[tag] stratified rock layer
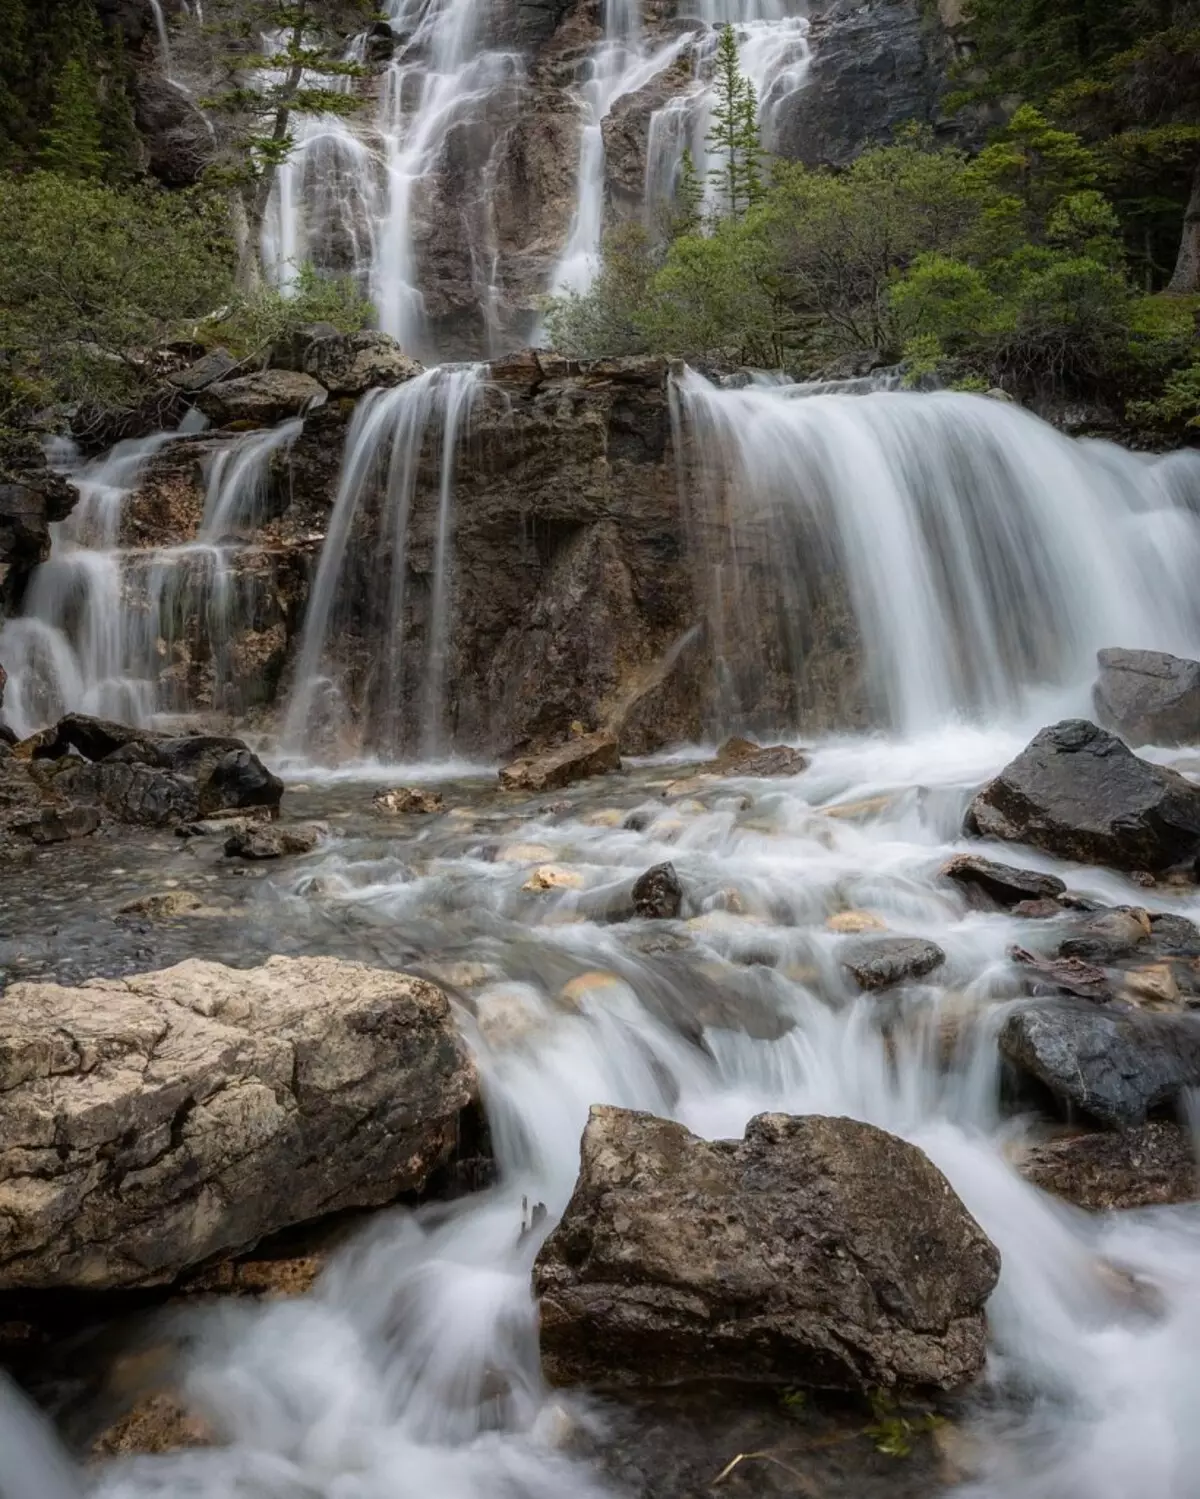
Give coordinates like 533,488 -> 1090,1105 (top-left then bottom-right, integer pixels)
534,1106 -> 999,1392
0,957 -> 476,1289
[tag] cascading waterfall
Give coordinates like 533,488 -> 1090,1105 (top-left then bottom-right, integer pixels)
282,365 -> 483,759
671,369 -> 1200,734
0,419 -> 303,739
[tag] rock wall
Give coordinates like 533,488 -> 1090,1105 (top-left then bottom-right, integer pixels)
26,353 -> 866,756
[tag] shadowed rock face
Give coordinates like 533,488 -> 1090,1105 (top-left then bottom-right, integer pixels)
0,957 -> 477,1289
534,1105 -> 1000,1392
999,999 -> 1200,1129
1018,1123 -> 1199,1210
1093,648 -> 1200,748
965,719 -> 1200,873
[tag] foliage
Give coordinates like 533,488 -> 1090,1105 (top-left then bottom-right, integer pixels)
541,222 -> 662,358
205,262 -> 375,361
1128,356 -> 1200,429
706,25 -> 764,218
865,1392 -> 944,1460
0,0 -> 140,180
0,172 -> 234,425
202,0 -> 376,261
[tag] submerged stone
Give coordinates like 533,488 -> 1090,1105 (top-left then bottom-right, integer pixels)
842,936 -> 945,991
1018,1122 -> 1198,1210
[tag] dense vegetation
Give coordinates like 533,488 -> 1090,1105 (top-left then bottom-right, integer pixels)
0,0 -> 372,469
547,3 -> 1200,432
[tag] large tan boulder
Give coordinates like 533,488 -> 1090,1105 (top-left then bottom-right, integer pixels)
498,732 -> 620,792
534,1106 -> 999,1394
0,957 -> 476,1289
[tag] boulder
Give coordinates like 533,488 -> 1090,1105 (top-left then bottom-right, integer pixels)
842,936 -> 945,991
499,732 -> 621,792
194,370 -> 326,427
167,348 -> 238,394
0,956 -> 476,1289
939,853 -> 1066,912
224,822 -> 323,859
133,70 -> 216,188
964,720 -> 1200,873
1093,647 -> 1200,748
268,321 -> 340,373
534,1106 -> 999,1392
373,786 -> 444,815
714,739 -> 809,777
302,332 -> 424,397
1057,907 -> 1151,964
631,862 -> 683,918
999,998 -> 1200,1128
198,747 -> 284,817
1018,1123 -> 1198,1210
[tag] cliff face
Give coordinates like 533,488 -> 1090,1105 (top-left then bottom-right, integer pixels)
114,0 -> 968,358
54,355 -> 865,758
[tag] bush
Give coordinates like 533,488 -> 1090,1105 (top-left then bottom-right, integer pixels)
202,263 -> 375,363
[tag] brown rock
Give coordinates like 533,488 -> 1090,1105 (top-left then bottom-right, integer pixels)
939,853 -> 1066,912
498,732 -> 621,792
534,1106 -> 999,1393
1018,1123 -> 1198,1210
0,957 -> 476,1289
91,1393 -> 214,1459
373,786 -> 445,815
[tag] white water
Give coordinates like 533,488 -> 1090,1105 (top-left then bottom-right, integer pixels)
0,725 -> 1195,1498
0,419 -> 302,738
673,372 -> 1200,735
282,365 -> 484,758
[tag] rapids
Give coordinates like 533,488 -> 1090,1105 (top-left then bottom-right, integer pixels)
2,729 -> 1200,1498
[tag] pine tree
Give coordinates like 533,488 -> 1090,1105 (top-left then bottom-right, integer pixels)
204,0 -> 375,285
705,24 -> 763,220
99,26 -> 141,183
40,54 -> 106,178
673,146 -> 705,235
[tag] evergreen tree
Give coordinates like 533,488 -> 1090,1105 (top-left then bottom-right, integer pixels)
673,146 -> 705,236
40,54 -> 106,178
204,0 -> 375,283
99,26 -> 142,183
706,24 -> 763,219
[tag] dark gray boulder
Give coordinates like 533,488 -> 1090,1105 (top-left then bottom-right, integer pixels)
534,1106 -> 999,1392
842,936 -> 945,991
999,998 -> 1200,1128
964,719 -> 1200,873
631,862 -> 683,918
1093,647 -> 1200,748
939,853 -> 1066,911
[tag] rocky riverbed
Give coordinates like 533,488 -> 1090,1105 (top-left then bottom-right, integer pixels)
1,698 -> 1199,1498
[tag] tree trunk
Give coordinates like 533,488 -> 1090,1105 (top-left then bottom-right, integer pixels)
1167,156 -> 1200,295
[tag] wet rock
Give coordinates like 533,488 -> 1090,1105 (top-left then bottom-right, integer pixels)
223,822 -> 323,859
194,370 -> 326,428
1058,907 -> 1151,964
498,733 -> 621,792
998,998 -> 1200,1128
198,747 -> 284,818
939,853 -> 1066,912
118,890 -> 206,918
373,786 -> 445,815
166,347 -> 238,394
964,720 -> 1200,873
1122,963 -> 1182,1009
267,321 -> 340,372
91,1392 -> 213,1458
13,803 -> 103,844
302,331 -> 423,397
1018,1122 -> 1198,1210
1008,947 -> 1113,1001
0,470 -> 77,613
631,861 -> 683,918
827,910 -> 888,933
534,1106 -> 999,1392
1012,897 -> 1063,919
1148,911 -> 1200,957
842,936 -> 946,991
714,739 -> 810,777
0,956 -> 476,1289
1093,647 -> 1200,748
523,864 -> 584,891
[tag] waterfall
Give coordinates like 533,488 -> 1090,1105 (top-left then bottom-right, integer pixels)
282,365 -> 484,759
0,419 -> 303,740
147,0 -> 173,76
672,370 -> 1200,734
